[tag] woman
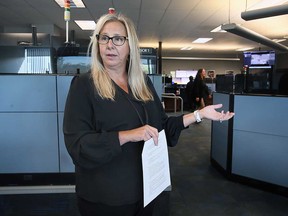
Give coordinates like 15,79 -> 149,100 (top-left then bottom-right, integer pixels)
63,13 -> 234,216
192,68 -> 212,109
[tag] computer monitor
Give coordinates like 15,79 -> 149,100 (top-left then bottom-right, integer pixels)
246,66 -> 273,93
244,51 -> 275,66
175,70 -> 197,78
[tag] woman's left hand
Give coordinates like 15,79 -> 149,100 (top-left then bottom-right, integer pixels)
199,104 -> 234,122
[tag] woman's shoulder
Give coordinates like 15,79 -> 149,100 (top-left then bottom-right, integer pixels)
72,71 -> 92,83
78,71 -> 92,80
70,71 -> 93,90
144,74 -> 154,85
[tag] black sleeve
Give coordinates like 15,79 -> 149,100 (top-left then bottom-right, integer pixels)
146,76 -> 187,147
63,75 -> 122,170
163,114 -> 186,147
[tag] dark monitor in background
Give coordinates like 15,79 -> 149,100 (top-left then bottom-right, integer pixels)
234,74 -> 245,93
215,74 -> 234,93
57,46 -> 80,56
163,76 -> 172,84
244,51 -> 275,66
278,73 -> 288,95
215,74 -> 246,94
246,66 -> 272,93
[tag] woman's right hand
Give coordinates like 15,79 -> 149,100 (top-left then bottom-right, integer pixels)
119,125 -> 159,146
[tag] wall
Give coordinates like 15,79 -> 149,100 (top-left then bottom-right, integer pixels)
162,59 -> 243,76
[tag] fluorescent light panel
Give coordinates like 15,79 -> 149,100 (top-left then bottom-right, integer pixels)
211,25 -> 226,33
180,46 -> 193,50
192,38 -> 213,43
236,47 -> 255,51
75,20 -> 96,30
55,0 -> 85,8
272,38 -> 286,43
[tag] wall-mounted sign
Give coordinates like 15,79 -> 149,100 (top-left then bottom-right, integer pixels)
140,47 -> 157,55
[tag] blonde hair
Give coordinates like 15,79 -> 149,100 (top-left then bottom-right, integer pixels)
88,13 -> 153,102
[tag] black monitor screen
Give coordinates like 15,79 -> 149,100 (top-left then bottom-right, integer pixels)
246,66 -> 272,93
215,74 -> 234,93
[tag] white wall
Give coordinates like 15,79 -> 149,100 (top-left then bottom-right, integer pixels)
162,59 -> 243,76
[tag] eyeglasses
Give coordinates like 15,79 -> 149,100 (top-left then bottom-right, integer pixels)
96,34 -> 128,46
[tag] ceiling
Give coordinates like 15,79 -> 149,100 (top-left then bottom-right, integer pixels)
0,0 -> 288,57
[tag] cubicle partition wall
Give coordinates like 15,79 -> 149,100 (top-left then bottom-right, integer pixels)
211,92 -> 288,196
0,75 -> 74,186
232,95 -> 288,188
57,76 -> 75,173
211,93 -> 233,171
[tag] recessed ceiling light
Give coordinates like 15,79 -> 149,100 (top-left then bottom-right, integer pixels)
236,47 -> 255,51
75,20 -> 96,30
55,0 -> 85,8
211,26 -> 226,33
192,38 -> 213,44
272,38 -> 286,43
180,46 -> 193,50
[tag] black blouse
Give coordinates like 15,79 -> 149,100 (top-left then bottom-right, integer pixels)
63,72 -> 186,205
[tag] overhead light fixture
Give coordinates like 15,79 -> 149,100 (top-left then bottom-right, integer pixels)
236,47 -> 255,51
248,0 -> 288,10
55,0 -> 85,8
211,25 -> 226,33
192,38 -> 213,43
75,20 -> 96,30
272,38 -> 287,43
221,23 -> 288,51
180,46 -> 193,50
241,4 -> 288,20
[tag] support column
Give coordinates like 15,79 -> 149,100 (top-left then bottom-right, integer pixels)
158,41 -> 162,74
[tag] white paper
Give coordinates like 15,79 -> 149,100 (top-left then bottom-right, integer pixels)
142,129 -> 171,207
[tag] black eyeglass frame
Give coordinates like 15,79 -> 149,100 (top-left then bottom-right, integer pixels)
96,34 -> 128,46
